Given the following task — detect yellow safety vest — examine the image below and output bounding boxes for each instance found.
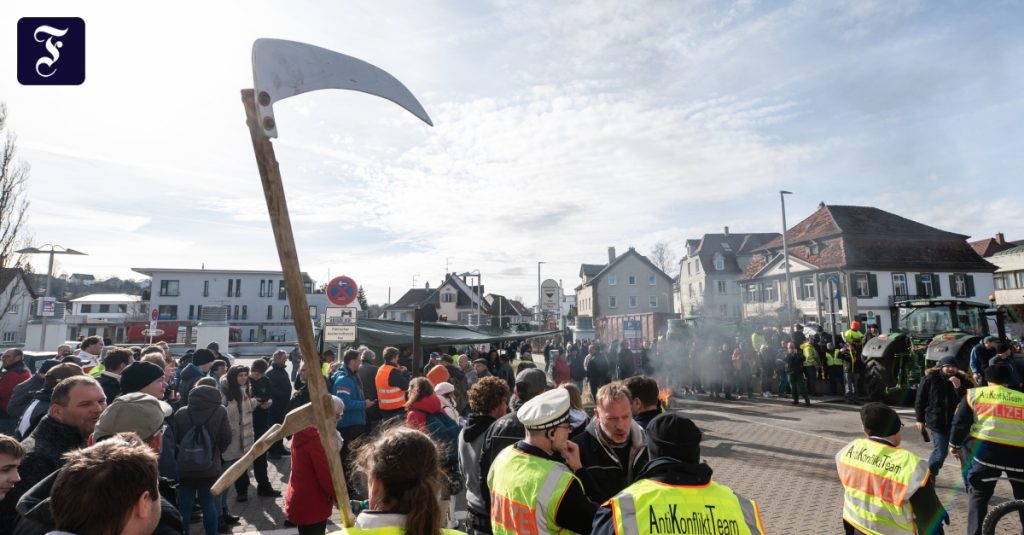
[488,447,578,535]
[375,364,406,411]
[801,343,820,367]
[751,332,766,352]
[606,478,765,535]
[836,438,930,535]
[825,349,843,367]
[338,524,466,535]
[966,385,1024,448]
[845,330,865,349]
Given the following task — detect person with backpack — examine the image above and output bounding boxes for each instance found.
[173,381,231,535]
[405,378,460,469]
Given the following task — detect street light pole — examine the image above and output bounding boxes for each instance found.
[779,191,794,334]
[16,245,87,350]
[537,261,545,324]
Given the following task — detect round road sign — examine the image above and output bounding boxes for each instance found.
[151,308,159,321]
[327,275,358,306]
[141,329,165,337]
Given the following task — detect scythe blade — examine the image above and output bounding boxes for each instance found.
[252,38,433,137]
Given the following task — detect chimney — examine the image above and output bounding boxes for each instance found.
[425,281,430,290]
[723,226,729,236]
[819,201,826,210]
[996,232,1005,245]
[608,247,616,263]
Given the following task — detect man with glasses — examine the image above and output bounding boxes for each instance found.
[487,387,598,535]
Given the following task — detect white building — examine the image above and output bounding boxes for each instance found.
[676,230,778,320]
[65,293,144,342]
[133,267,327,344]
[0,268,36,346]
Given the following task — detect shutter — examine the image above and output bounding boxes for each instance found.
[915,274,924,296]
[949,275,957,297]
[966,275,976,297]
[932,274,941,297]
[868,274,878,297]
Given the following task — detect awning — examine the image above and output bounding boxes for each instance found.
[349,318,560,347]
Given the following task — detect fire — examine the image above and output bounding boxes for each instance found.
[658,388,673,406]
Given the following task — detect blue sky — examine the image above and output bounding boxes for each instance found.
[1,0,1022,306]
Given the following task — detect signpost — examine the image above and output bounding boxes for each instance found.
[326,275,358,307]
[623,320,642,339]
[324,306,359,343]
[541,279,560,311]
[149,308,160,344]
[141,328,165,337]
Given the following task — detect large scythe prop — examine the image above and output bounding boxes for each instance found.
[226,38,431,528]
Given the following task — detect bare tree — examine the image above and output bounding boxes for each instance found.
[649,241,677,275]
[0,102,32,323]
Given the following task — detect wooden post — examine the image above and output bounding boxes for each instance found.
[241,89,355,528]
[413,306,422,377]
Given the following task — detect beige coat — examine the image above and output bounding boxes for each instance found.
[223,391,255,461]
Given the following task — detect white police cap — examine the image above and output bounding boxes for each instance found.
[517,387,571,430]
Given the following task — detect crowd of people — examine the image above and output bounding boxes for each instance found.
[0,328,1021,535]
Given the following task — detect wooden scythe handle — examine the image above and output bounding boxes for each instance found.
[241,89,355,527]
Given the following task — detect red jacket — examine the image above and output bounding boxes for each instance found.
[405,394,442,430]
[284,426,336,525]
[0,361,30,414]
[554,356,571,385]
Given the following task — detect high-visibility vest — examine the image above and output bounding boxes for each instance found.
[966,385,1024,448]
[375,364,405,411]
[606,478,765,535]
[488,447,578,535]
[340,523,466,535]
[845,330,865,349]
[751,332,766,352]
[836,438,930,534]
[802,343,820,367]
[825,349,843,367]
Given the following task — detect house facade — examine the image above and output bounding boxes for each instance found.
[65,293,144,342]
[676,230,778,320]
[380,287,438,322]
[739,203,997,333]
[133,267,326,344]
[991,245,1024,306]
[0,268,37,346]
[575,247,675,341]
[435,273,490,326]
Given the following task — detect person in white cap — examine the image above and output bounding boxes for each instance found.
[487,387,598,535]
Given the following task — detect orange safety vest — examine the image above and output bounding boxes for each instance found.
[376,364,405,411]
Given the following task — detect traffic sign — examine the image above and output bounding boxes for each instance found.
[324,306,358,342]
[326,275,358,306]
[541,279,560,311]
[141,329,165,337]
[151,308,159,321]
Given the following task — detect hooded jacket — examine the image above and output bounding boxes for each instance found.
[571,417,649,504]
[15,389,53,440]
[333,367,367,428]
[477,396,529,526]
[284,426,337,526]
[405,393,443,430]
[266,361,292,424]
[223,388,255,461]
[0,359,30,415]
[914,368,968,433]
[172,384,231,483]
[458,413,497,519]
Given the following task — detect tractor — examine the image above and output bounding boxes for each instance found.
[862,299,1022,405]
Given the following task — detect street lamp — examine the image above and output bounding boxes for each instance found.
[779,191,794,334]
[459,270,481,326]
[537,261,546,324]
[15,245,87,350]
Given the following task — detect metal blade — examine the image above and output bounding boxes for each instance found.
[252,38,433,137]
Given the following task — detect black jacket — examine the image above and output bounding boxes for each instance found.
[356,362,380,421]
[178,363,206,406]
[635,409,661,430]
[6,374,44,420]
[14,468,184,535]
[97,372,121,405]
[914,369,967,433]
[172,385,232,484]
[571,418,649,504]
[266,362,292,424]
[617,348,635,379]
[569,350,586,381]
[16,389,52,440]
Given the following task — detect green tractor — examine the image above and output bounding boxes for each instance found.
[862,299,1018,405]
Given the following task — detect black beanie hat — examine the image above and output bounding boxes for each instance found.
[120,362,165,394]
[646,413,702,463]
[860,402,902,437]
[192,348,216,366]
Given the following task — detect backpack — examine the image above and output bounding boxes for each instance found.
[177,411,214,473]
[414,408,460,470]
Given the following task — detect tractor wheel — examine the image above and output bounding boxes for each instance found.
[864,356,908,405]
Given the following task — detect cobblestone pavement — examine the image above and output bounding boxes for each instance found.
[207,392,1020,534]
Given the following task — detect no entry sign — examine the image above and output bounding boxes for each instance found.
[327,275,358,306]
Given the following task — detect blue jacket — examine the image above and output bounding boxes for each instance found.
[333,368,367,429]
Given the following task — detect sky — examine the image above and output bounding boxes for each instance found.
[1,0,1022,307]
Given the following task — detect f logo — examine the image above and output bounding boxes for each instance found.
[17,17,85,85]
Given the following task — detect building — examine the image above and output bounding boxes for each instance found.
[0,268,37,345]
[65,293,144,342]
[68,273,96,286]
[435,273,490,326]
[486,294,531,328]
[379,287,439,322]
[738,203,997,333]
[133,267,326,344]
[676,229,779,320]
[969,232,1018,258]
[575,247,675,342]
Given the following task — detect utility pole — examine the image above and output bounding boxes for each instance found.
[779,191,794,335]
[537,261,546,325]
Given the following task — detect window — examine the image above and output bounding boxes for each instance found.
[609,296,617,308]
[713,253,725,271]
[648,275,656,286]
[892,273,908,296]
[242,305,248,320]
[227,279,234,297]
[267,305,273,320]
[687,284,694,298]
[442,292,455,303]
[764,282,777,302]
[608,275,617,286]
[197,305,203,319]
[159,280,179,297]
[188,305,195,320]
[233,305,240,320]
[809,242,820,255]
[284,305,291,320]
[203,280,209,297]
[234,279,241,297]
[628,275,636,285]
[921,274,934,297]
[260,280,266,297]
[279,280,286,300]
[695,261,701,274]
[80,304,93,313]
[7,303,17,314]
[719,304,728,317]
[98,304,110,313]
[747,284,760,303]
[267,280,274,298]
[687,263,692,276]
[649,295,658,308]
[854,273,876,298]
[629,296,638,308]
[2,332,15,343]
[950,273,975,298]
[717,280,727,294]
[995,274,1005,290]
[117,304,127,313]
[800,277,816,300]
[157,305,178,320]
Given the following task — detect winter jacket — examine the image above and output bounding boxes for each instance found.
[172,385,231,484]
[250,374,273,432]
[569,350,586,381]
[571,417,649,504]
[266,362,292,424]
[15,389,52,440]
[14,469,183,535]
[585,352,610,384]
[223,391,255,461]
[284,426,337,526]
[177,363,206,406]
[553,355,571,385]
[6,373,43,420]
[0,360,31,415]
[914,368,967,433]
[405,394,443,430]
[458,413,497,520]
[635,409,661,430]
[97,372,121,405]
[784,350,805,375]
[617,348,635,379]
[445,364,470,413]
[356,362,380,422]
[333,368,368,428]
